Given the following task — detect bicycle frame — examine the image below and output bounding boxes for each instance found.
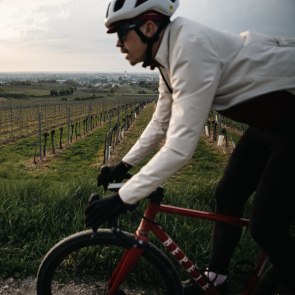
[107,197,269,295]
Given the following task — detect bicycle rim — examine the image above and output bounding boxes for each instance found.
[37,229,182,295]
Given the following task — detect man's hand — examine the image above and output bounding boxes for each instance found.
[97,161,132,190]
[85,193,137,231]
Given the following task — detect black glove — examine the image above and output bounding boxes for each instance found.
[97,161,132,190]
[85,193,137,231]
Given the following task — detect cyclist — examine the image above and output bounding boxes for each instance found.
[85,0,295,293]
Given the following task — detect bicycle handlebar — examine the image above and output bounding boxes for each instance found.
[108,181,165,204]
[108,183,124,191]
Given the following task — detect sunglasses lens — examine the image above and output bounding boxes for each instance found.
[117,27,126,42]
[116,23,135,42]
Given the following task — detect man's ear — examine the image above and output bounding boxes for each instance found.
[143,20,158,37]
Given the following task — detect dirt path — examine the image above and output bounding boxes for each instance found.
[0,278,146,295]
[0,278,98,295]
[0,278,36,295]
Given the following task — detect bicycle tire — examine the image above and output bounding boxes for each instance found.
[253,265,291,295]
[37,229,183,295]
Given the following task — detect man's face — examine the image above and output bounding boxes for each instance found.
[115,23,147,66]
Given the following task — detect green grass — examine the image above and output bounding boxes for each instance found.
[0,102,256,290]
[0,85,50,96]
[0,121,110,277]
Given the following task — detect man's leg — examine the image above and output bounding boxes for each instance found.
[249,132,295,294]
[183,127,272,294]
[209,127,272,274]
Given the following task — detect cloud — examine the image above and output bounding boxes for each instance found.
[17,0,114,54]
[1,0,294,72]
[0,0,128,72]
[177,0,295,37]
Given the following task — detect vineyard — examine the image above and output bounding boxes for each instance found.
[0,78,250,178]
[0,79,158,164]
[0,76,246,157]
[0,96,158,142]
[204,111,247,151]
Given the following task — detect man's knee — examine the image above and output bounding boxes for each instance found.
[249,217,274,249]
[214,181,245,216]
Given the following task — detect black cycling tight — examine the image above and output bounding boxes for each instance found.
[209,91,295,293]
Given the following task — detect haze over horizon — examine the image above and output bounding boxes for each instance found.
[1,0,294,73]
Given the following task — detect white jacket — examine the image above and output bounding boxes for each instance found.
[119,17,295,204]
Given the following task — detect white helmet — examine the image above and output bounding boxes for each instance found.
[105,0,179,30]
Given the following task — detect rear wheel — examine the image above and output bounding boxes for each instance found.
[37,229,183,295]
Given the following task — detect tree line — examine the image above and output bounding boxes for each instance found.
[50,88,75,97]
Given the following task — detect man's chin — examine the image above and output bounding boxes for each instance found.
[125,56,141,66]
[128,60,138,66]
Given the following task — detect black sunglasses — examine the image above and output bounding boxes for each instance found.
[116,22,138,42]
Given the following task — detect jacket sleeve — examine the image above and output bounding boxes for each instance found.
[122,75,172,166]
[120,34,222,204]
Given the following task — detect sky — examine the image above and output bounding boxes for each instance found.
[0,0,294,73]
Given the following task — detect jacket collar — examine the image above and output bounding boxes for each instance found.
[153,22,172,69]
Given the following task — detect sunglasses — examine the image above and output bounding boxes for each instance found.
[116,22,138,42]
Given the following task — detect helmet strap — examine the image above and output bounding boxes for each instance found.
[133,21,169,68]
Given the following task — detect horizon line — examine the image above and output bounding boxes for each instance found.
[0,70,156,74]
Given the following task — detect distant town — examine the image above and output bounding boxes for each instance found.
[0,71,159,86]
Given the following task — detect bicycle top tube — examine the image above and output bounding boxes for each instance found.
[108,183,249,227]
[146,186,249,228]
[158,204,249,227]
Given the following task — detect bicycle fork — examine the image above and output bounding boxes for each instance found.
[107,228,147,295]
[107,247,144,295]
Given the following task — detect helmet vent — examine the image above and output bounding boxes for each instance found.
[106,3,111,17]
[135,0,149,7]
[114,0,125,12]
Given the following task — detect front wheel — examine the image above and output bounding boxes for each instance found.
[37,229,182,295]
[253,265,291,295]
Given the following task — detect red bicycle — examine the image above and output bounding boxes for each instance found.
[37,184,289,294]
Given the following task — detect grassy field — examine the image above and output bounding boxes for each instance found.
[0,102,256,290]
[0,82,156,102]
